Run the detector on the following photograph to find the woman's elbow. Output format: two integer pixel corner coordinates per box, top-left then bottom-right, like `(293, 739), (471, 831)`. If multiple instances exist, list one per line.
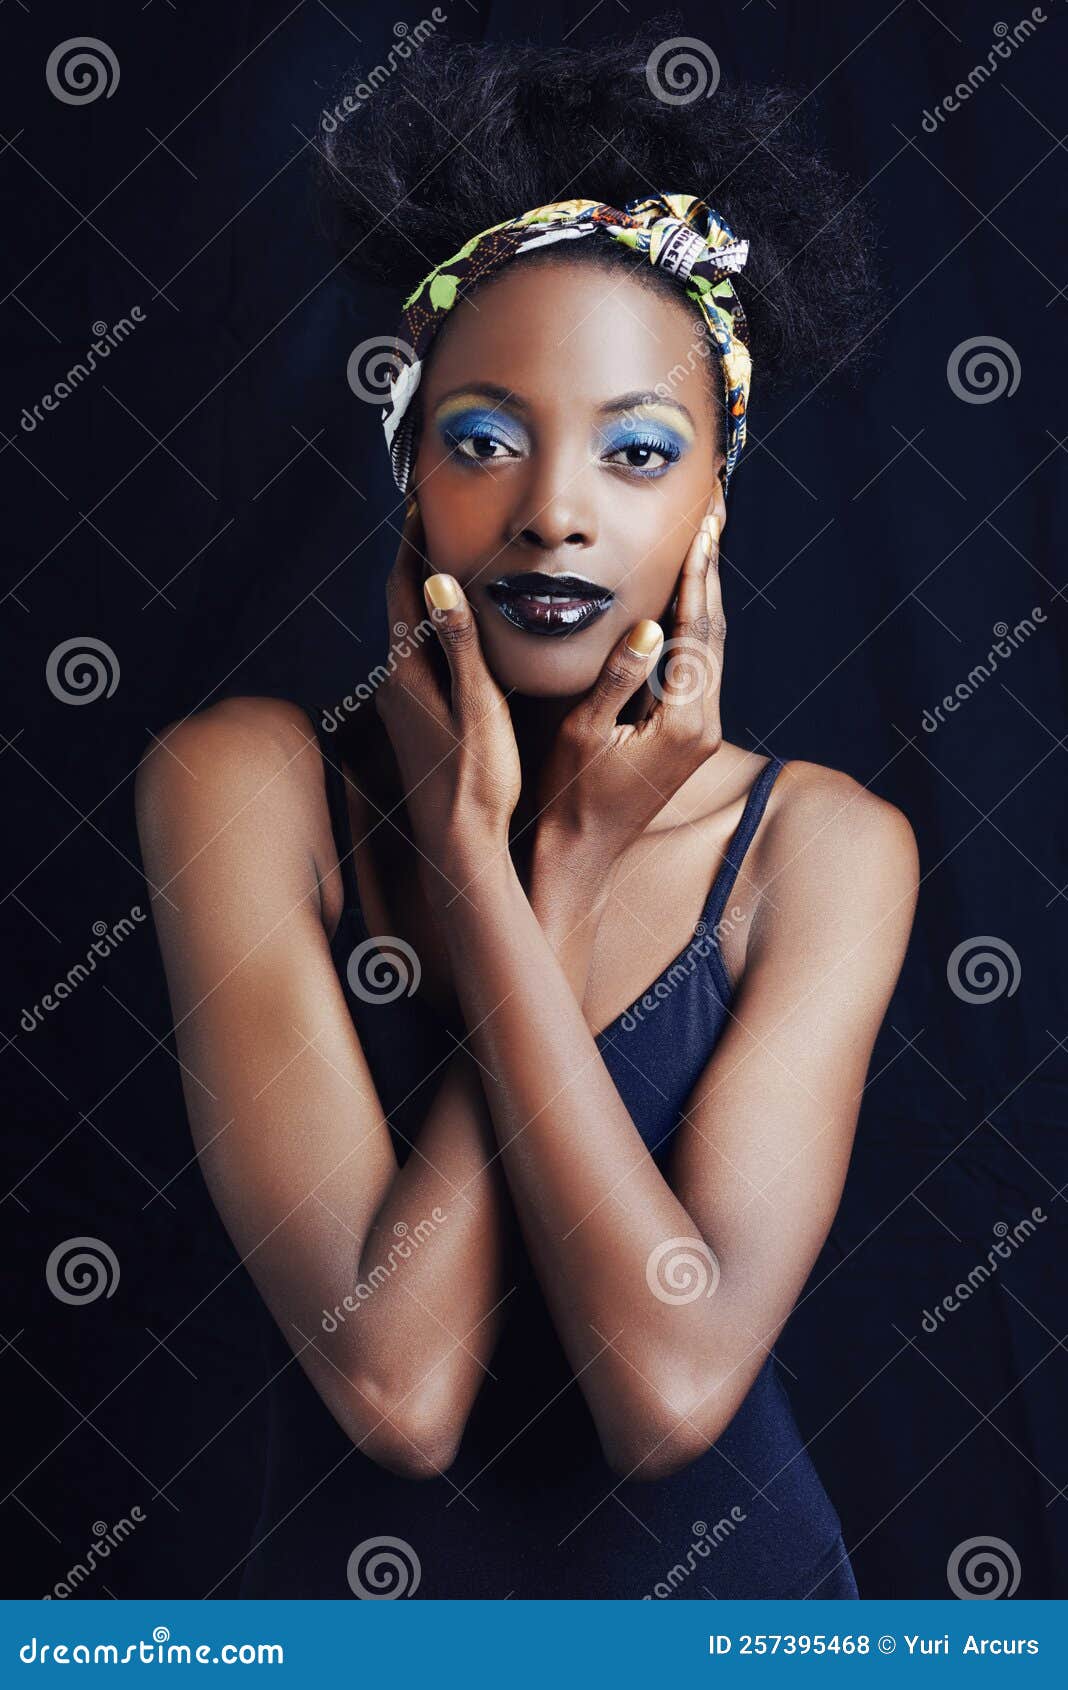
(341, 1373), (464, 1481)
(599, 1372), (729, 1482)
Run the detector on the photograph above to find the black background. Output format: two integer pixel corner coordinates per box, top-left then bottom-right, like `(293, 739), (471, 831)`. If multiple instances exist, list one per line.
(2, 0), (1066, 1600)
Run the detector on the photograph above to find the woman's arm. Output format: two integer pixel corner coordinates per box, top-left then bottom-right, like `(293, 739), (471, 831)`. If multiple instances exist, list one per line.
(135, 696), (517, 1480)
(370, 508), (918, 1482)
(434, 769), (917, 1482)
(392, 507), (918, 1482)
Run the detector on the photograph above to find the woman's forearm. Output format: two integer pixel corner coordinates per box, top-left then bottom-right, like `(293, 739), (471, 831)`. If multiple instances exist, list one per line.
(323, 1045), (517, 1475)
(431, 834), (730, 1477)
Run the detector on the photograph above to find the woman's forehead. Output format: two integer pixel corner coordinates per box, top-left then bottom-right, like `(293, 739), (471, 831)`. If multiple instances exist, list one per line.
(421, 259), (717, 417)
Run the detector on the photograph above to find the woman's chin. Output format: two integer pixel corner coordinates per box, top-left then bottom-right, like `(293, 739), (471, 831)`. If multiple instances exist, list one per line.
(476, 618), (618, 699)
(483, 652), (607, 700)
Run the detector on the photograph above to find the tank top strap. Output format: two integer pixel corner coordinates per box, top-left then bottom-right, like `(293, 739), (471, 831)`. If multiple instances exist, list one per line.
(302, 701), (362, 917)
(704, 755), (786, 932)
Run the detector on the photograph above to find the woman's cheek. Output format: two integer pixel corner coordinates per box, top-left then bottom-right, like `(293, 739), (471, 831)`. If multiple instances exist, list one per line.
(639, 540), (689, 621)
(425, 498), (502, 587)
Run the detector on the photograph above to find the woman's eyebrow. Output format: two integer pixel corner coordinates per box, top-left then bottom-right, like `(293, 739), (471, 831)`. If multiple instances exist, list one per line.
(598, 391), (695, 426)
(431, 385), (696, 435)
(433, 382), (526, 412)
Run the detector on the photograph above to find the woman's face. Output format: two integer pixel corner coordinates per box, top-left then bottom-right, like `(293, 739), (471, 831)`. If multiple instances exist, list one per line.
(411, 260), (726, 698)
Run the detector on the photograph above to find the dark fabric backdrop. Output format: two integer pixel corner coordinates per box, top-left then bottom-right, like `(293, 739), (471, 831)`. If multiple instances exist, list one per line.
(2, 0), (1065, 1600)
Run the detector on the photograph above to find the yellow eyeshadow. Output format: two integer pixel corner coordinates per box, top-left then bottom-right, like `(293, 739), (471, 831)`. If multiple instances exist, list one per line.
(434, 393), (498, 423)
(616, 404), (695, 442)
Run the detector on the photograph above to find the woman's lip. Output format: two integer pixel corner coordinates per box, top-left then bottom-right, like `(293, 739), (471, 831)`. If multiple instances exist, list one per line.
(487, 570), (612, 599)
(484, 579), (614, 637)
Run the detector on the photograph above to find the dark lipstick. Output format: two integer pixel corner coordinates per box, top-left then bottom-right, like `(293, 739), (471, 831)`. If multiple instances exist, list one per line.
(484, 570), (614, 637)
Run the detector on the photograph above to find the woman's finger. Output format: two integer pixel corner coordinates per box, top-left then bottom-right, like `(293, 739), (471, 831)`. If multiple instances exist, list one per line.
(580, 618), (665, 738)
(704, 511), (727, 662)
(383, 495), (433, 650)
(423, 568), (499, 718)
(656, 510), (721, 712)
(672, 506), (716, 633)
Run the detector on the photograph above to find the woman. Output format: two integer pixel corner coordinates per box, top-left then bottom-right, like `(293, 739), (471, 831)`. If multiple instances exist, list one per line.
(136, 34), (918, 1599)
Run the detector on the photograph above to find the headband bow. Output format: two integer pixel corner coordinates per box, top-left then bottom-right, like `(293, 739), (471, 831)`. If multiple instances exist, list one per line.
(380, 191), (752, 494)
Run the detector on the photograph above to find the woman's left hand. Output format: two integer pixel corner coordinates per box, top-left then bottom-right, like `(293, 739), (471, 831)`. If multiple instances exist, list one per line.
(531, 510), (725, 878)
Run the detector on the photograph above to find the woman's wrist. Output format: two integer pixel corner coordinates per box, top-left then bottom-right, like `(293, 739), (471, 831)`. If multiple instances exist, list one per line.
(528, 820), (624, 913)
(421, 818), (619, 1007)
(418, 823), (516, 919)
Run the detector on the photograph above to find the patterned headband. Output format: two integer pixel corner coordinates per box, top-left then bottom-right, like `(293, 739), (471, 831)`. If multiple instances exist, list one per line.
(380, 191), (752, 496)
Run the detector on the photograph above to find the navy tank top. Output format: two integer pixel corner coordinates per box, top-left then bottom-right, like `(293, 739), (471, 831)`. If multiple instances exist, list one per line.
(237, 707), (858, 1600)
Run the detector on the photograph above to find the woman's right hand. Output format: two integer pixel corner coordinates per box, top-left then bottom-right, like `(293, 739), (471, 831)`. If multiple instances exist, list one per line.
(374, 499), (522, 893)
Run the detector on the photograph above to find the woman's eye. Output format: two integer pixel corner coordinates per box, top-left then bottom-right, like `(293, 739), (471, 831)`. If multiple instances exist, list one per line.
(444, 428), (521, 464)
(602, 436), (682, 475)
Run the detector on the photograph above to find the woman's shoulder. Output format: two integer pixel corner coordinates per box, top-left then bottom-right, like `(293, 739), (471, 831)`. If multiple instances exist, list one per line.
(134, 694), (330, 861)
(691, 745), (916, 870)
(766, 756), (917, 871)
(749, 755), (919, 952)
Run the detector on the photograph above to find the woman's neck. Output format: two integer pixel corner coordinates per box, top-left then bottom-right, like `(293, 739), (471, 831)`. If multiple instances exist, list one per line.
(354, 680), (649, 879)
(505, 691), (576, 872)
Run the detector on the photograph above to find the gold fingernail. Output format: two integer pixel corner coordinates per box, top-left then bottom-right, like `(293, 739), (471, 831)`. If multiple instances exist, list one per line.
(424, 573), (460, 610)
(626, 619), (663, 657)
(405, 494), (419, 520)
(701, 526), (714, 559)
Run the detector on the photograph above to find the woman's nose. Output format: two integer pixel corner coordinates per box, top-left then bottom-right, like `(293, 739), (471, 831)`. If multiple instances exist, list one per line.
(507, 457), (597, 552)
